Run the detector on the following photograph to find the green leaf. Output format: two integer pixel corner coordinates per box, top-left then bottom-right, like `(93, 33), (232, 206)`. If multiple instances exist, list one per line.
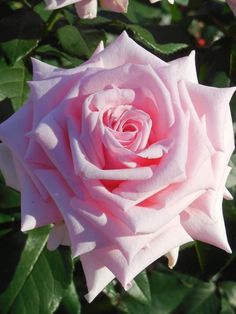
(109, 22), (188, 55)
(34, 2), (53, 22)
(126, 0), (162, 25)
(128, 24), (188, 55)
(220, 298), (235, 314)
(57, 281), (81, 314)
(178, 281), (220, 314)
(0, 60), (30, 110)
(0, 226), (73, 314)
(1, 39), (39, 65)
(127, 271), (151, 305)
(220, 282), (236, 308)
(0, 212), (15, 223)
(57, 25), (91, 59)
(119, 270), (192, 314)
(35, 44), (84, 67)
(0, 175), (20, 208)
(149, 271), (191, 313)
(80, 29), (106, 54)
(0, 227), (50, 313)
(197, 38), (231, 87)
(0, 9), (44, 64)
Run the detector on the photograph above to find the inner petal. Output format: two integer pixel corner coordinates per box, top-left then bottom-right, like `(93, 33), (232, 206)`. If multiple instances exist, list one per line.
(103, 105), (152, 152)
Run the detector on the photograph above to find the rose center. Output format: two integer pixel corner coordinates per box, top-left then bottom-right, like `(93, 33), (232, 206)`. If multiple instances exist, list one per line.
(102, 105), (152, 152)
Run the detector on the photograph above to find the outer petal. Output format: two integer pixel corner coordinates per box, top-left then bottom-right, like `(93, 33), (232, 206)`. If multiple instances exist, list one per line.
(227, 0), (236, 16)
(0, 101), (49, 200)
(91, 41), (104, 57)
(181, 164), (232, 253)
(17, 169), (62, 232)
(75, 0), (97, 19)
(168, 51), (198, 84)
(45, 0), (81, 10)
(45, 0), (79, 10)
(87, 216), (192, 289)
(185, 82), (235, 153)
(88, 31), (166, 70)
(0, 144), (20, 191)
(166, 247), (179, 269)
(47, 223), (70, 250)
(35, 169), (111, 257)
(80, 254), (115, 303)
(100, 0), (128, 13)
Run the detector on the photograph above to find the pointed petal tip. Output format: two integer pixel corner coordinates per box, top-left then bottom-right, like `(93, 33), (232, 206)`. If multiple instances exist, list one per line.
(166, 247), (179, 269)
(21, 215), (37, 232)
(224, 188), (233, 200)
(223, 242), (232, 254)
(124, 282), (133, 291)
(85, 292), (95, 303)
(91, 41), (104, 57)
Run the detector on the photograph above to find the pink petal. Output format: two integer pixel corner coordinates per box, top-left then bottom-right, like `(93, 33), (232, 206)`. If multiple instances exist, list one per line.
(224, 187), (233, 200)
(165, 247), (179, 269)
(15, 162), (62, 232)
(68, 118), (153, 180)
(227, 0), (236, 16)
(181, 163), (232, 253)
(100, 0), (128, 13)
(91, 41), (104, 57)
(88, 216), (192, 288)
(75, 0), (97, 19)
(71, 197), (174, 263)
(113, 106), (188, 203)
(88, 31), (166, 70)
(47, 223), (70, 250)
(80, 254), (115, 303)
(0, 144), (20, 191)
(33, 113), (86, 200)
(0, 101), (49, 199)
(31, 58), (58, 80)
(186, 82), (236, 153)
(169, 51), (198, 83)
(35, 169), (110, 256)
(45, 0), (79, 10)
(124, 157), (214, 234)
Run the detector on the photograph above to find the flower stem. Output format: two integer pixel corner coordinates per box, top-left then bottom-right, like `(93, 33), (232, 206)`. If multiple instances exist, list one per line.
(195, 241), (205, 274)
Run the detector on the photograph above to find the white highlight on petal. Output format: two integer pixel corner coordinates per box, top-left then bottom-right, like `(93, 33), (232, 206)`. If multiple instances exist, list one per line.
(21, 214), (37, 232)
(165, 247), (179, 269)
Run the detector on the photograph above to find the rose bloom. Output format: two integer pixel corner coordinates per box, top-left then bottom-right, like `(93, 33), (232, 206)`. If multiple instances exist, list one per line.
(0, 32), (235, 302)
(45, 0), (129, 18)
(45, 0), (174, 19)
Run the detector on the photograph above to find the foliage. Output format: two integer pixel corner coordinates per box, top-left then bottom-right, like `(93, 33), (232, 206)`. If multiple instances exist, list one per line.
(0, 0), (236, 313)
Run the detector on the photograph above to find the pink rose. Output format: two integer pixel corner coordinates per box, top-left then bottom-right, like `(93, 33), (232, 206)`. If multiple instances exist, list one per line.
(0, 32), (235, 302)
(44, 0), (174, 19)
(227, 0), (236, 16)
(45, 0), (129, 19)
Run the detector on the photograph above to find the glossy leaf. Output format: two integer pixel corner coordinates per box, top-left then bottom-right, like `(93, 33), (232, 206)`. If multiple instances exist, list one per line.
(56, 281), (81, 314)
(178, 282), (220, 314)
(0, 227), (73, 314)
(57, 25), (91, 59)
(127, 271), (151, 305)
(0, 60), (30, 110)
(220, 282), (236, 308)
